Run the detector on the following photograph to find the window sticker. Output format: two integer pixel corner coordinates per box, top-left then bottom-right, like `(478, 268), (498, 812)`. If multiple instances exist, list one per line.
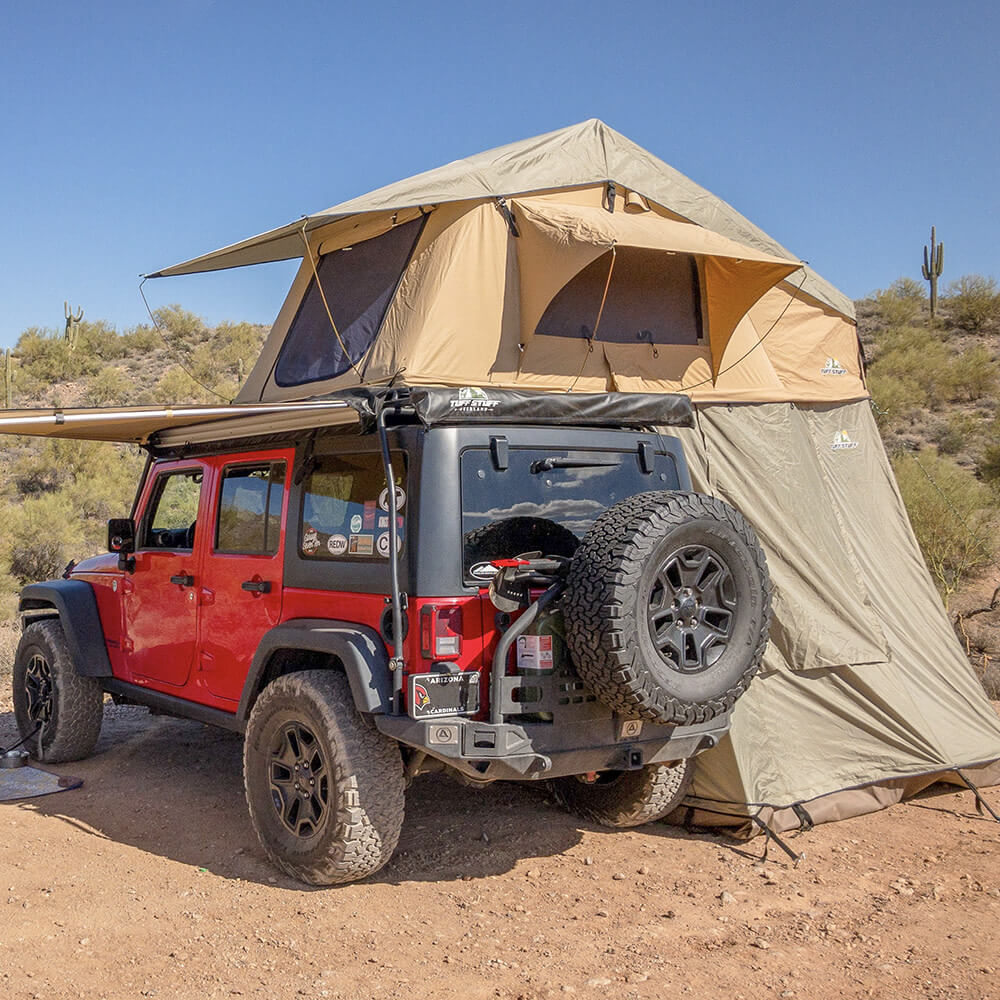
(363, 500), (377, 530)
(349, 514), (363, 533)
(378, 485), (406, 511)
(349, 534), (374, 556)
(302, 526), (320, 554)
(327, 534), (348, 556)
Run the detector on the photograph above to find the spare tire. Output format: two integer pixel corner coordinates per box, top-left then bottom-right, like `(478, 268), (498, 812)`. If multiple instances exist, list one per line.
(562, 491), (771, 725)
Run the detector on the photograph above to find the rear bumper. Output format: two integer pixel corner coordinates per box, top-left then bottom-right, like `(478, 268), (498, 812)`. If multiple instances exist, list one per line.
(374, 712), (729, 783)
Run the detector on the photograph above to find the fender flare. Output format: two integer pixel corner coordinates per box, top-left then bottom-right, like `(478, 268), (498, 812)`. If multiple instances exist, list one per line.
(18, 580), (113, 678)
(239, 618), (392, 722)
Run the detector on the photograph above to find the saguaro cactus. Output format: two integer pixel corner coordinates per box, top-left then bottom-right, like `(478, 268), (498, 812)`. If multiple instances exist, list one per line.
(3, 348), (13, 408)
(922, 226), (944, 318)
(64, 300), (84, 349)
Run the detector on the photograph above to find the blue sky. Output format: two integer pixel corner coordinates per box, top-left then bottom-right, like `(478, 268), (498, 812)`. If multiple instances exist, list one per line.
(1, 1), (997, 348)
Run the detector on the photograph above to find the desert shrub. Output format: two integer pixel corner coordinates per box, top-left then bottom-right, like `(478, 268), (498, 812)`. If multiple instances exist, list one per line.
(65, 446), (144, 523)
(867, 371), (925, 431)
(944, 275), (1000, 335)
(153, 305), (209, 348)
(84, 366), (131, 406)
(150, 365), (209, 404)
(122, 324), (162, 353)
(2, 493), (86, 584)
(934, 411), (980, 456)
(892, 449), (998, 607)
(872, 277), (927, 328)
(946, 344), (998, 402)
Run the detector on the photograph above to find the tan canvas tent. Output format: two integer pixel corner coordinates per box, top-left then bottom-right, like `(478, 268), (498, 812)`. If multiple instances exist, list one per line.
(7, 120), (999, 834)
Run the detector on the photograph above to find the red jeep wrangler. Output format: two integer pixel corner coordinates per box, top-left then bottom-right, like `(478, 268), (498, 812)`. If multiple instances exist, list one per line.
(12, 387), (770, 885)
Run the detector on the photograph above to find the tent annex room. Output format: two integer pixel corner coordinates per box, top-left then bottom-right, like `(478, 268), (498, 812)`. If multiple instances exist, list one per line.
(8, 119), (1000, 834)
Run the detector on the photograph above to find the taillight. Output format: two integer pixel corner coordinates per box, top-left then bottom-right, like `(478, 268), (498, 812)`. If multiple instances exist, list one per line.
(420, 605), (463, 659)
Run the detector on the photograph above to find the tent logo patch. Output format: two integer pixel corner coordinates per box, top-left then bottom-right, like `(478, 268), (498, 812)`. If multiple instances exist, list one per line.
(821, 357), (848, 375)
(451, 386), (500, 411)
(831, 430), (858, 451)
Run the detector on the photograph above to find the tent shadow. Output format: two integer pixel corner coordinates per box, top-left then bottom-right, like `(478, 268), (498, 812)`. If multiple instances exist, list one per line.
(0, 704), (593, 889)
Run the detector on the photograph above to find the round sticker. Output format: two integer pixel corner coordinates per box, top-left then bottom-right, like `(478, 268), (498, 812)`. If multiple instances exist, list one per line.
(327, 534), (348, 556)
(349, 514), (363, 534)
(378, 486), (406, 512)
(376, 532), (402, 557)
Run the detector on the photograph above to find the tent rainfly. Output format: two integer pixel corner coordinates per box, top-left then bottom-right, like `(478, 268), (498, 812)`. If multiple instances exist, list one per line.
(5, 119), (998, 834)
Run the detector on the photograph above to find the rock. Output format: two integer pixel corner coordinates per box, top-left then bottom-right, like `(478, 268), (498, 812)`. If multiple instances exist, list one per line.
(584, 857), (593, 866)
(612, 873), (626, 881)
(595, 909), (609, 918)
(638, 866), (649, 875)
(585, 979), (612, 988)
(752, 939), (770, 950)
(526, 869), (541, 879)
(719, 891), (737, 906)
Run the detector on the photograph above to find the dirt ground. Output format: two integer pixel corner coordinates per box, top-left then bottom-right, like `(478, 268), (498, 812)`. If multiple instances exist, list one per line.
(0, 703), (998, 1000)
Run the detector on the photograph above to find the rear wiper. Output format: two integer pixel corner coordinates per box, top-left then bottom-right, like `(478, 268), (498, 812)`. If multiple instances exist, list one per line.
(529, 457), (620, 474)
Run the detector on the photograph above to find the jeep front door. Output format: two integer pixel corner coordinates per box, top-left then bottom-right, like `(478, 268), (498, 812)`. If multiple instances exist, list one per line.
(124, 464), (208, 688)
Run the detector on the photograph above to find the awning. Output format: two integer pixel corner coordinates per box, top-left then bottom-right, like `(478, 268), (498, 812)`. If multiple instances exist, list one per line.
(0, 400), (356, 446)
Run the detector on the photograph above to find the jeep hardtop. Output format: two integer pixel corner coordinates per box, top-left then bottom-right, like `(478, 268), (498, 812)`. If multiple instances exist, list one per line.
(12, 386), (771, 884)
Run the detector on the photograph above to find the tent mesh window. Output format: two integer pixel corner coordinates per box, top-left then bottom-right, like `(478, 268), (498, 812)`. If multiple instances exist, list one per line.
(274, 217), (424, 387)
(535, 247), (702, 346)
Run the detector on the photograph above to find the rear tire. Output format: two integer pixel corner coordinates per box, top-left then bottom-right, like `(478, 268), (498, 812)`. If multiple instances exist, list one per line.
(550, 759), (693, 828)
(243, 670), (405, 885)
(12, 619), (104, 763)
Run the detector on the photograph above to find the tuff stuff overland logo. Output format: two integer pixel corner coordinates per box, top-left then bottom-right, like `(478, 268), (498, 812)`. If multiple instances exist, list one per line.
(831, 430), (859, 451)
(821, 357), (848, 375)
(450, 386), (501, 411)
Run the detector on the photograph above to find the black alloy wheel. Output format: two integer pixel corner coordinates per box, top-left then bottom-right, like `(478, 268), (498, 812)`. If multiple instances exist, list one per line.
(268, 721), (331, 839)
(646, 544), (736, 674)
(23, 652), (55, 728)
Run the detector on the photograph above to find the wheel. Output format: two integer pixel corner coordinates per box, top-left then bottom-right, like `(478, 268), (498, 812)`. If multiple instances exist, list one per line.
(243, 670), (405, 885)
(550, 759), (693, 828)
(12, 619), (104, 763)
(463, 516), (580, 575)
(561, 491), (771, 725)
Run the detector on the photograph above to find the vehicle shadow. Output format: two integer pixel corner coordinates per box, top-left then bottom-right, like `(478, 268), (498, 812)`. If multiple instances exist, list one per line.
(0, 704), (717, 888)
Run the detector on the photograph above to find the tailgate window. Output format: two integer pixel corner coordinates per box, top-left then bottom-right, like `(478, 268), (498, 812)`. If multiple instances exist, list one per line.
(460, 446), (679, 575)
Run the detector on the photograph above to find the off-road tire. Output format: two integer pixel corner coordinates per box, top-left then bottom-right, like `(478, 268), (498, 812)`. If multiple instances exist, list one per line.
(12, 619), (104, 763)
(243, 670), (405, 886)
(562, 491), (771, 725)
(550, 759), (693, 828)
(463, 516), (580, 574)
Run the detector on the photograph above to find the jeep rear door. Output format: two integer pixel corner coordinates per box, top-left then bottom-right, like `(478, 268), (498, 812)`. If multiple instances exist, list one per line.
(195, 450), (292, 704)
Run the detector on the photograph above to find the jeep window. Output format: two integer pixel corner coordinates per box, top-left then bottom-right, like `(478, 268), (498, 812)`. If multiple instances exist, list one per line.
(274, 217), (425, 387)
(535, 247), (702, 346)
(300, 452), (406, 560)
(461, 447), (679, 576)
(215, 462), (287, 555)
(142, 469), (203, 550)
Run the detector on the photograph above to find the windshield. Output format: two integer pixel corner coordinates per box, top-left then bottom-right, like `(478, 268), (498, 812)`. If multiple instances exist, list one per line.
(460, 446), (679, 575)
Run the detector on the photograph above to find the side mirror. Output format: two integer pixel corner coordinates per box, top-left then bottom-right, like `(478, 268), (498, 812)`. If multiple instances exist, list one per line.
(108, 518), (136, 572)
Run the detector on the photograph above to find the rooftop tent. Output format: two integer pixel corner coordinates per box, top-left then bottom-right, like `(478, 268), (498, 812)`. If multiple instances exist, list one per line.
(58, 121), (1000, 832)
(148, 119), (865, 406)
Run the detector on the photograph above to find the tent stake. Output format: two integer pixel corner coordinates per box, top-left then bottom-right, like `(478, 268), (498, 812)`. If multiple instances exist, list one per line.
(751, 813), (803, 866)
(956, 771), (1000, 823)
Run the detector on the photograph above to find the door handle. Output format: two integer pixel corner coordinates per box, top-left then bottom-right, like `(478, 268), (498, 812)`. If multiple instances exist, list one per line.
(170, 575), (195, 587)
(241, 580), (272, 594)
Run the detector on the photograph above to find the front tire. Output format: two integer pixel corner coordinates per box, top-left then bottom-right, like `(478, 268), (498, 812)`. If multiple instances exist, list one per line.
(550, 759), (693, 828)
(243, 670), (405, 885)
(12, 619), (104, 763)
